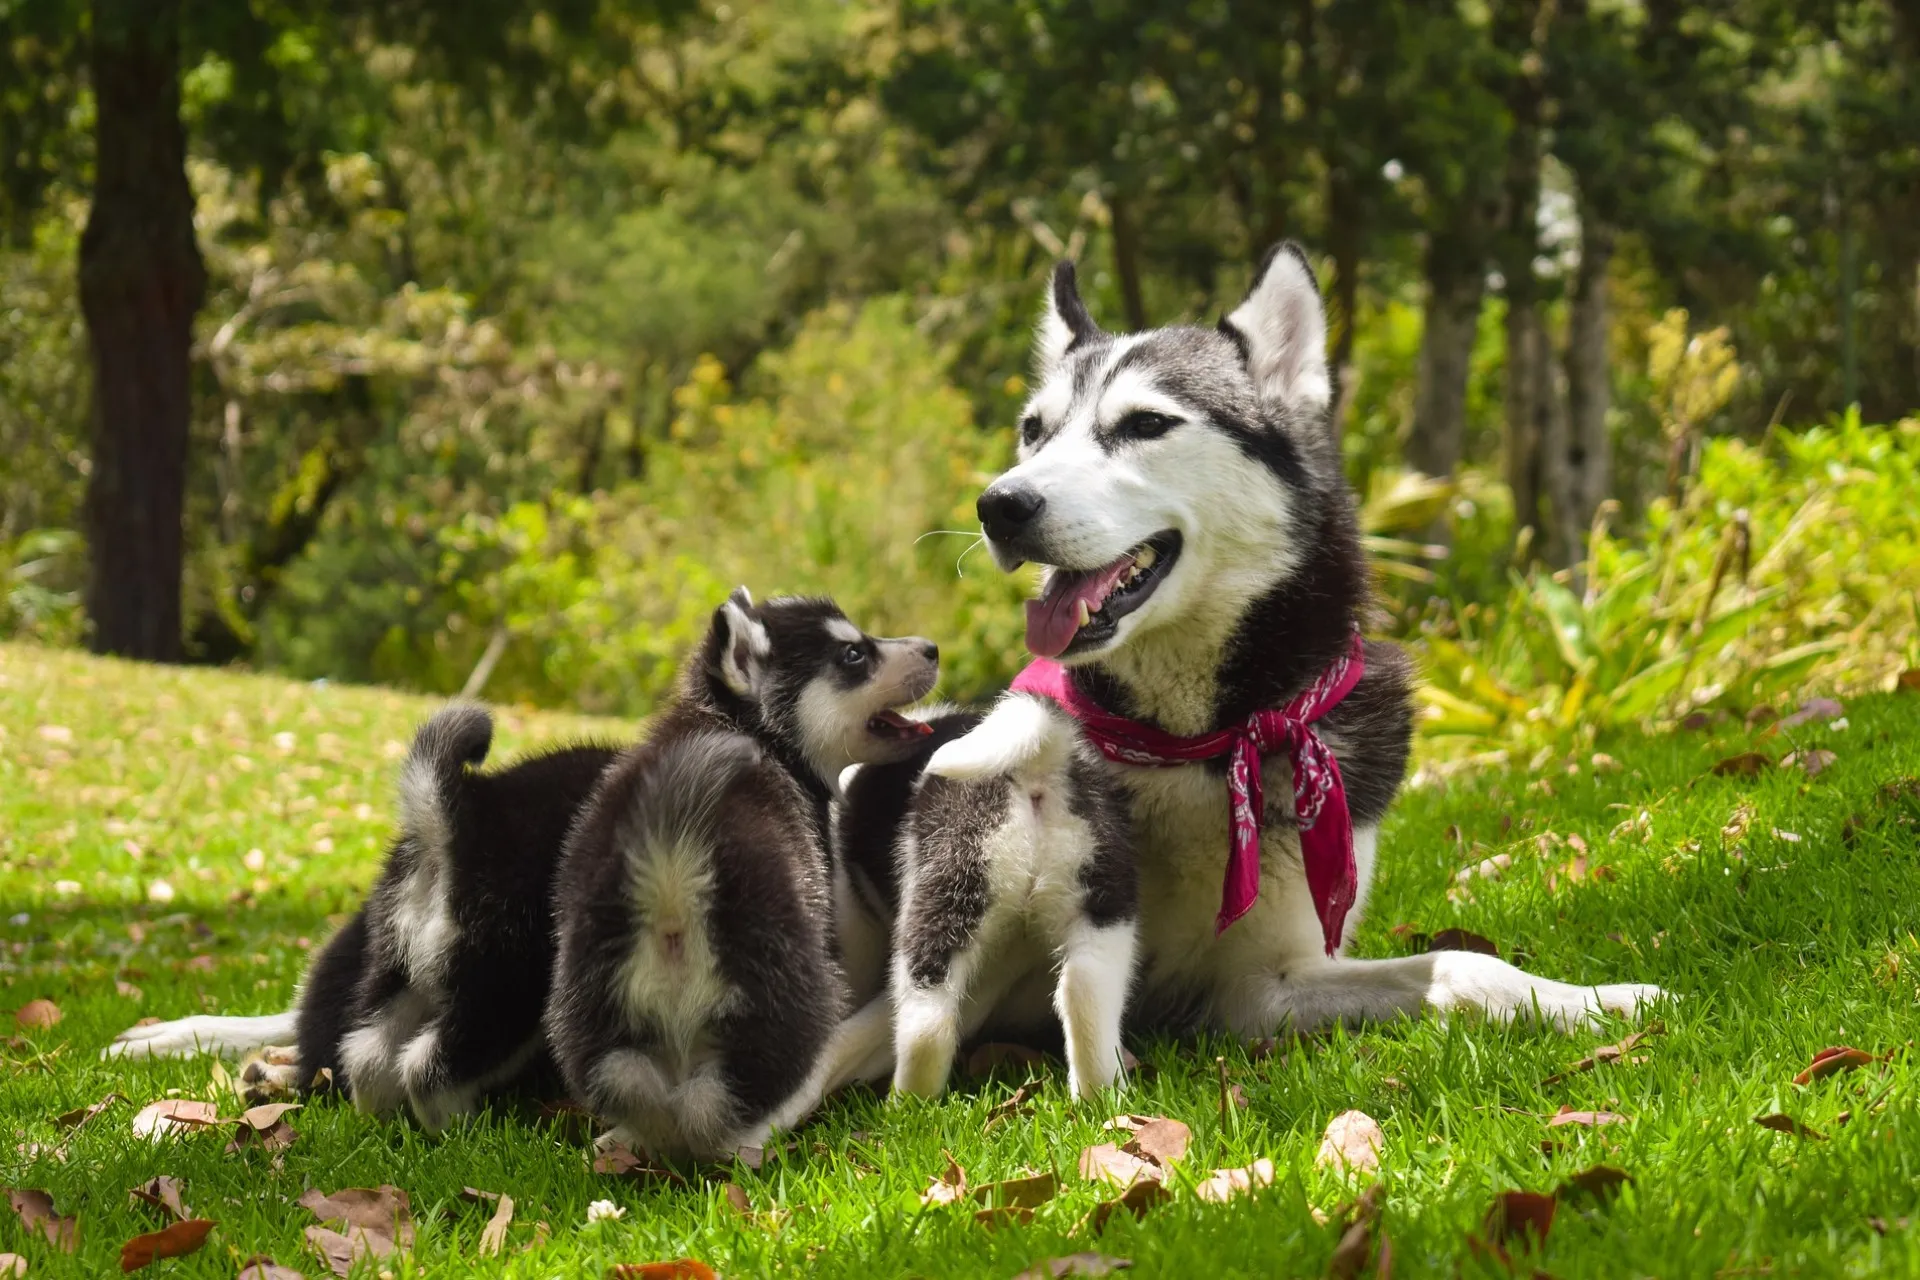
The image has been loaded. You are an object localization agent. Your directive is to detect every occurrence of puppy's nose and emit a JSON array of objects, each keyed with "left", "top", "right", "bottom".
[
  {"left": 917, "top": 640, "right": 939, "bottom": 664},
  {"left": 977, "top": 483, "right": 1045, "bottom": 542}
]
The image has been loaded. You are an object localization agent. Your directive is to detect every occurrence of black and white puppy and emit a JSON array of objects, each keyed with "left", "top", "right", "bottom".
[
  {"left": 545, "top": 588, "right": 939, "bottom": 1161},
  {"left": 831, "top": 694, "right": 1137, "bottom": 1102},
  {"left": 296, "top": 707, "right": 616, "bottom": 1128}
]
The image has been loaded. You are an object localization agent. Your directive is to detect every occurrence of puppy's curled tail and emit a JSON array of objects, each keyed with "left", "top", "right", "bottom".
[
  {"left": 614, "top": 730, "right": 763, "bottom": 868},
  {"left": 398, "top": 702, "right": 494, "bottom": 857},
  {"left": 923, "top": 692, "right": 1076, "bottom": 784}
]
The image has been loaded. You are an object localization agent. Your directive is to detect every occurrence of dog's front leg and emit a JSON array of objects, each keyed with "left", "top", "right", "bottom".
[{"left": 1055, "top": 919, "right": 1137, "bottom": 1101}]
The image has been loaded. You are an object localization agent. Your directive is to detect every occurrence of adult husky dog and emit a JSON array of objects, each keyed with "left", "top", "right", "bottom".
[{"left": 970, "top": 244, "right": 1661, "bottom": 1036}]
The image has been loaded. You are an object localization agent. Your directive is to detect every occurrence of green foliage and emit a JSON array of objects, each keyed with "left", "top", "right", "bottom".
[{"left": 1417, "top": 413, "right": 1920, "bottom": 761}]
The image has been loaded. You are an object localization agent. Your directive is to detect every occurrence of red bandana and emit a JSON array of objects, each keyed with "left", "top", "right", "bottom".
[{"left": 1010, "top": 629, "right": 1366, "bottom": 954}]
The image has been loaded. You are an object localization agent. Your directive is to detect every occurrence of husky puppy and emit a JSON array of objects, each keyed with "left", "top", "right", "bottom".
[
  {"left": 967, "top": 245, "right": 1664, "bottom": 1035},
  {"left": 109, "top": 707, "right": 616, "bottom": 1131},
  {"left": 545, "top": 589, "right": 939, "bottom": 1160}
]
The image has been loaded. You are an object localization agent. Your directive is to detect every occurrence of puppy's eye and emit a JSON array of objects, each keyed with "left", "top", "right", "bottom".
[
  {"left": 1019, "top": 414, "right": 1044, "bottom": 445},
  {"left": 840, "top": 643, "right": 867, "bottom": 667},
  {"left": 1114, "top": 410, "right": 1179, "bottom": 441}
]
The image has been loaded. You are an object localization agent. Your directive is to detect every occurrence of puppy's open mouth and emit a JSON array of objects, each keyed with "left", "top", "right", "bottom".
[
  {"left": 865, "top": 708, "right": 934, "bottom": 743},
  {"left": 1025, "top": 530, "right": 1182, "bottom": 659}
]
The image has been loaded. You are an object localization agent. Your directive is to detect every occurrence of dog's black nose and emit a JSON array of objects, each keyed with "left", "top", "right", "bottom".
[
  {"left": 919, "top": 640, "right": 939, "bottom": 663},
  {"left": 977, "top": 483, "right": 1045, "bottom": 541}
]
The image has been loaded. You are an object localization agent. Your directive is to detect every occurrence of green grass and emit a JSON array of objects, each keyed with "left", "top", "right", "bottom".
[{"left": 3, "top": 641, "right": 1918, "bottom": 1278}]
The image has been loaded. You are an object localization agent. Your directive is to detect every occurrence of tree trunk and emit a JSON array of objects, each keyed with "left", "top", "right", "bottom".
[
  {"left": 78, "top": 0, "right": 204, "bottom": 661},
  {"left": 1109, "top": 192, "right": 1148, "bottom": 332},
  {"left": 1408, "top": 241, "right": 1486, "bottom": 481},
  {"left": 1549, "top": 215, "right": 1615, "bottom": 569},
  {"left": 1326, "top": 167, "right": 1363, "bottom": 435},
  {"left": 1494, "top": 0, "right": 1550, "bottom": 561}
]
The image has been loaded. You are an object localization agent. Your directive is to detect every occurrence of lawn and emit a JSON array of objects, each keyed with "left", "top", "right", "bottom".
[{"left": 2, "top": 640, "right": 1917, "bottom": 1278}]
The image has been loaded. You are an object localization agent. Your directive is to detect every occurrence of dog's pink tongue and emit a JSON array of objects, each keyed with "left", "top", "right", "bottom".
[{"left": 1024, "top": 556, "right": 1132, "bottom": 658}]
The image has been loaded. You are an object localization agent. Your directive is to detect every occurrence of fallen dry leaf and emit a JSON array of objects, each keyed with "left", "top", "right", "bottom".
[
  {"left": 479, "top": 1193, "right": 514, "bottom": 1257},
  {"left": 1555, "top": 1164, "right": 1633, "bottom": 1205},
  {"left": 55, "top": 1094, "right": 123, "bottom": 1131},
  {"left": 967, "top": 1042, "right": 1050, "bottom": 1077},
  {"left": 1484, "top": 1190, "right": 1556, "bottom": 1245},
  {"left": 1426, "top": 929, "right": 1499, "bottom": 957},
  {"left": 302, "top": 1229, "right": 365, "bottom": 1279},
  {"left": 128, "top": 1176, "right": 187, "bottom": 1220},
  {"left": 236, "top": 1255, "right": 305, "bottom": 1280},
  {"left": 1119, "top": 1117, "right": 1190, "bottom": 1168},
  {"left": 0, "top": 1254, "right": 23, "bottom": 1277},
  {"left": 1075, "top": 1180, "right": 1168, "bottom": 1237},
  {"left": 1792, "top": 1045, "right": 1878, "bottom": 1086},
  {"left": 13, "top": 1001, "right": 60, "bottom": 1031},
  {"left": 593, "top": 1143, "right": 688, "bottom": 1188},
  {"left": 987, "top": 1083, "right": 1039, "bottom": 1131},
  {"left": 733, "top": 1144, "right": 764, "bottom": 1171},
  {"left": 972, "top": 1205, "right": 1034, "bottom": 1230},
  {"left": 6, "top": 1190, "right": 77, "bottom": 1252},
  {"left": 1316, "top": 1110, "right": 1383, "bottom": 1175},
  {"left": 1780, "top": 697, "right": 1844, "bottom": 728},
  {"left": 721, "top": 1184, "right": 749, "bottom": 1217},
  {"left": 1542, "top": 1022, "right": 1664, "bottom": 1086},
  {"left": 605, "top": 1261, "right": 718, "bottom": 1280},
  {"left": 921, "top": 1152, "right": 969, "bottom": 1207},
  {"left": 1783, "top": 749, "right": 1838, "bottom": 778},
  {"left": 1326, "top": 1183, "right": 1387, "bottom": 1280},
  {"left": 1709, "top": 752, "right": 1772, "bottom": 779},
  {"left": 1547, "top": 1107, "right": 1628, "bottom": 1128},
  {"left": 1012, "top": 1255, "right": 1133, "bottom": 1279},
  {"left": 1899, "top": 670, "right": 1920, "bottom": 692},
  {"left": 299, "top": 1185, "right": 413, "bottom": 1276},
  {"left": 972, "top": 1172, "right": 1058, "bottom": 1212},
  {"left": 131, "top": 1099, "right": 220, "bottom": 1140},
  {"left": 1755, "top": 1113, "right": 1826, "bottom": 1141},
  {"left": 119, "top": 1218, "right": 214, "bottom": 1272},
  {"left": 1194, "top": 1158, "right": 1276, "bottom": 1203},
  {"left": 1078, "top": 1144, "right": 1162, "bottom": 1189},
  {"left": 226, "top": 1102, "right": 299, "bottom": 1154}
]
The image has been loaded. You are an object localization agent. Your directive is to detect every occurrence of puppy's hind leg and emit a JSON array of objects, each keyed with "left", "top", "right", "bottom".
[
  {"left": 891, "top": 969, "right": 967, "bottom": 1100},
  {"left": 1056, "top": 920, "right": 1137, "bottom": 1101}
]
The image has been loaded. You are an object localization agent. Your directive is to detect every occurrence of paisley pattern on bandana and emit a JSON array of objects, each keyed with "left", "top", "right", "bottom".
[{"left": 1012, "top": 629, "right": 1365, "bottom": 955}]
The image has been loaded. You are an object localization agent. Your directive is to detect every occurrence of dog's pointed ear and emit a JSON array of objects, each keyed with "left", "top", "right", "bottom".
[
  {"left": 1034, "top": 260, "right": 1100, "bottom": 378},
  {"left": 715, "top": 586, "right": 771, "bottom": 697},
  {"left": 1221, "top": 243, "right": 1331, "bottom": 412}
]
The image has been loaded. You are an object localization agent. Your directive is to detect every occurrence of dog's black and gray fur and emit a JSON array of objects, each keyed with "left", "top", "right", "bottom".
[{"left": 545, "top": 589, "right": 938, "bottom": 1159}]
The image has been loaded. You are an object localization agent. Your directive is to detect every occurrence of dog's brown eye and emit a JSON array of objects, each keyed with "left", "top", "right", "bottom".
[
  {"left": 840, "top": 643, "right": 866, "bottom": 667},
  {"left": 1114, "top": 410, "right": 1179, "bottom": 441},
  {"left": 1019, "top": 414, "right": 1044, "bottom": 445}
]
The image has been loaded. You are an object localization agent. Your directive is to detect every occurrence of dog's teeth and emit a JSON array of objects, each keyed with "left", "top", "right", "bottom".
[
  {"left": 1077, "top": 600, "right": 1092, "bottom": 627},
  {"left": 1135, "top": 546, "right": 1157, "bottom": 571}
]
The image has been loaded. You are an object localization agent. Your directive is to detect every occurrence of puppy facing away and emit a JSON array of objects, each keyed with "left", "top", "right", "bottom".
[
  {"left": 545, "top": 588, "right": 940, "bottom": 1160},
  {"left": 292, "top": 706, "right": 617, "bottom": 1128},
  {"left": 825, "top": 693, "right": 1138, "bottom": 1103}
]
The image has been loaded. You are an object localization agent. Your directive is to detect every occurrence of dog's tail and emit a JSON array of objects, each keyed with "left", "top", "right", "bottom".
[
  {"left": 923, "top": 692, "right": 1077, "bottom": 784},
  {"left": 398, "top": 703, "right": 494, "bottom": 860}
]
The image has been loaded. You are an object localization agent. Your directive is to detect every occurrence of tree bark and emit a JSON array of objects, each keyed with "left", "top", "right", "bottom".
[
  {"left": 1109, "top": 191, "right": 1148, "bottom": 332},
  {"left": 1548, "top": 214, "right": 1615, "bottom": 569},
  {"left": 1326, "top": 167, "right": 1363, "bottom": 435},
  {"left": 1495, "top": 0, "right": 1550, "bottom": 560},
  {"left": 78, "top": 0, "right": 205, "bottom": 661},
  {"left": 1408, "top": 239, "right": 1486, "bottom": 481}
]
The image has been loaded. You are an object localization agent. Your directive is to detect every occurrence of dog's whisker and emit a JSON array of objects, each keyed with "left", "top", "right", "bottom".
[
  {"left": 955, "top": 536, "right": 987, "bottom": 578},
  {"left": 915, "top": 529, "right": 979, "bottom": 546}
]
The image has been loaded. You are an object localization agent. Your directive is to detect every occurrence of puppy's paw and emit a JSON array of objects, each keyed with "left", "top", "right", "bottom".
[{"left": 238, "top": 1046, "right": 302, "bottom": 1104}]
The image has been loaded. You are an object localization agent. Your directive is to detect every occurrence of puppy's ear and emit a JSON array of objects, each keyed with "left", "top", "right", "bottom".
[
  {"left": 715, "top": 587, "right": 771, "bottom": 697},
  {"left": 1034, "top": 260, "right": 1100, "bottom": 379},
  {"left": 1220, "top": 243, "right": 1331, "bottom": 413}
]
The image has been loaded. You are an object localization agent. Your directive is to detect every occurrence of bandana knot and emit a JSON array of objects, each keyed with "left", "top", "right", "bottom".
[{"left": 1010, "top": 628, "right": 1365, "bottom": 954}]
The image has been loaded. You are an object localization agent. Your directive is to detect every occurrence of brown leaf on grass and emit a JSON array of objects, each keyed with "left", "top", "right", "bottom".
[
  {"left": 1012, "top": 1254, "right": 1133, "bottom": 1279},
  {"left": 303, "top": 1229, "right": 371, "bottom": 1279},
  {"left": 721, "top": 1184, "right": 750, "bottom": 1218},
  {"left": 1484, "top": 1191, "right": 1556, "bottom": 1245},
  {"left": 972, "top": 1172, "right": 1059, "bottom": 1213},
  {"left": 1709, "top": 753, "right": 1773, "bottom": 779},
  {"left": 986, "top": 1083, "right": 1039, "bottom": 1132},
  {"left": 298, "top": 1184, "right": 413, "bottom": 1275},
  {"left": 1194, "top": 1159, "right": 1276, "bottom": 1203},
  {"left": 1898, "top": 670, "right": 1920, "bottom": 692},
  {"left": 1118, "top": 1118, "right": 1190, "bottom": 1168},
  {"left": 1426, "top": 929, "right": 1499, "bottom": 957},
  {"left": 1078, "top": 1144, "right": 1162, "bottom": 1189},
  {"left": 1779, "top": 697, "right": 1844, "bottom": 728},
  {"left": 118, "top": 1218, "right": 214, "bottom": 1272},
  {"left": 128, "top": 1176, "right": 187, "bottom": 1221},
  {"left": 0, "top": 1254, "right": 24, "bottom": 1277},
  {"left": 921, "top": 1152, "right": 968, "bottom": 1207},
  {"left": 131, "top": 1099, "right": 220, "bottom": 1139},
  {"left": 967, "top": 1043, "right": 1050, "bottom": 1077},
  {"left": 236, "top": 1254, "right": 306, "bottom": 1280},
  {"left": 1327, "top": 1183, "right": 1387, "bottom": 1280},
  {"left": 13, "top": 1000, "right": 61, "bottom": 1031},
  {"left": 1755, "top": 1113, "right": 1826, "bottom": 1141},
  {"left": 1547, "top": 1107, "right": 1628, "bottom": 1129},
  {"left": 478, "top": 1193, "right": 514, "bottom": 1257},
  {"left": 1783, "top": 749, "right": 1838, "bottom": 778},
  {"left": 1542, "top": 1022, "right": 1665, "bottom": 1086},
  {"left": 6, "top": 1190, "right": 77, "bottom": 1252},
  {"left": 1792, "top": 1045, "right": 1878, "bottom": 1086},
  {"left": 1316, "top": 1110, "right": 1384, "bottom": 1175},
  {"left": 1075, "top": 1180, "right": 1169, "bottom": 1237},
  {"left": 733, "top": 1144, "right": 764, "bottom": 1171},
  {"left": 226, "top": 1102, "right": 299, "bottom": 1154},
  {"left": 973, "top": 1205, "right": 1034, "bottom": 1230},
  {"left": 592, "top": 1142, "right": 688, "bottom": 1188},
  {"left": 605, "top": 1261, "right": 718, "bottom": 1280},
  {"left": 1555, "top": 1165, "right": 1633, "bottom": 1206},
  {"left": 55, "top": 1093, "right": 122, "bottom": 1130}
]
